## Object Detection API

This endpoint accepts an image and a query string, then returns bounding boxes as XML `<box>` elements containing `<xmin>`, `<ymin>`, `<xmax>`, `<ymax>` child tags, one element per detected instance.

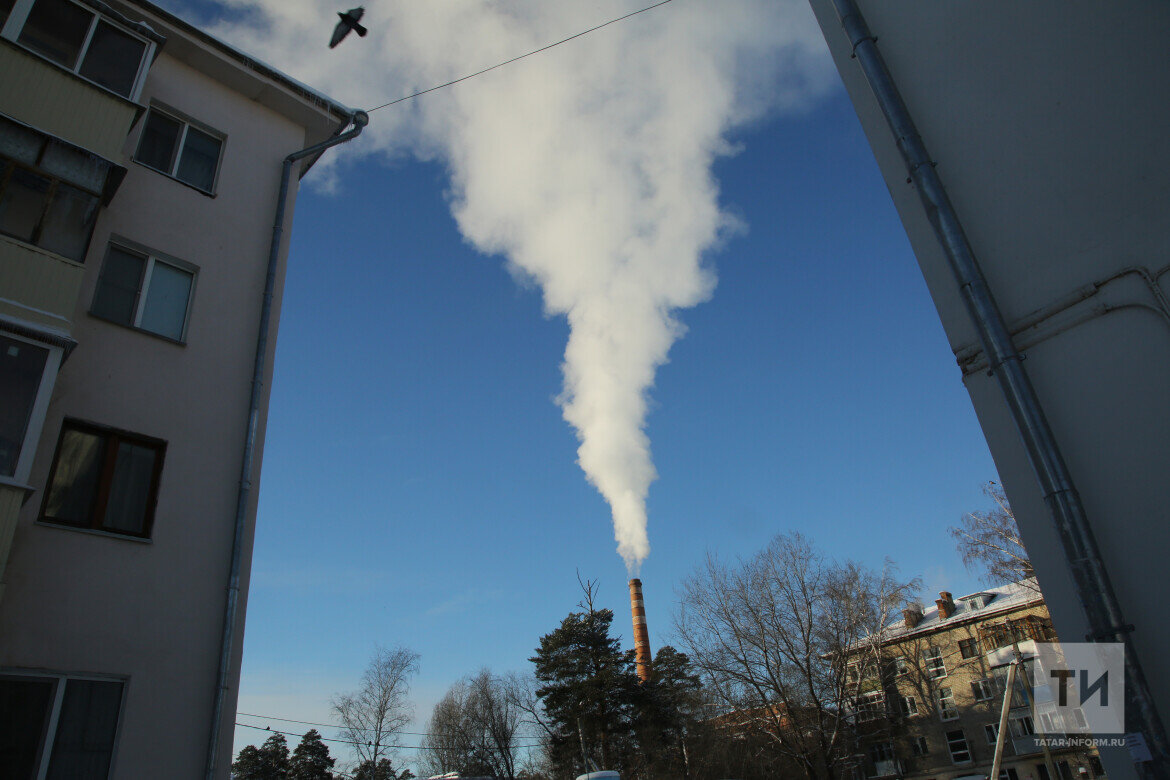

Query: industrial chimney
<box><xmin>629</xmin><ymin>578</ymin><xmax>652</xmax><ymax>683</ymax></box>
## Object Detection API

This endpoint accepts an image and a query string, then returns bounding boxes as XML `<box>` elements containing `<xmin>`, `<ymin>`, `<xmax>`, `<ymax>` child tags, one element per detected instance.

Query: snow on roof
<box><xmin>878</xmin><ymin>578</ymin><xmax>1043</xmax><ymax>644</ymax></box>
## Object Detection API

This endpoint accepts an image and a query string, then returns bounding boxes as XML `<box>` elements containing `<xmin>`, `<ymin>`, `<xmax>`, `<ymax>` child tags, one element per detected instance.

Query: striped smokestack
<box><xmin>629</xmin><ymin>578</ymin><xmax>652</xmax><ymax>683</ymax></box>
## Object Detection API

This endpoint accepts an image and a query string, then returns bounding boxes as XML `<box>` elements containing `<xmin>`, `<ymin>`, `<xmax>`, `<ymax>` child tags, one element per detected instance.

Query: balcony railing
<box><xmin>0</xmin><ymin>38</ymin><xmax>142</xmax><ymax>161</ymax></box>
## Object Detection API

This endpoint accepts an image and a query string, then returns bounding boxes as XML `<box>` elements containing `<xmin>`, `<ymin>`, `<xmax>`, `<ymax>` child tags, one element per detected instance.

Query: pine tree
<box><xmin>289</xmin><ymin>729</ymin><xmax>335</xmax><ymax>780</ymax></box>
<box><xmin>530</xmin><ymin>580</ymin><xmax>641</xmax><ymax>775</ymax></box>
<box><xmin>352</xmin><ymin>757</ymin><xmax>412</xmax><ymax>780</ymax></box>
<box><xmin>232</xmin><ymin>732</ymin><xmax>291</xmax><ymax>780</ymax></box>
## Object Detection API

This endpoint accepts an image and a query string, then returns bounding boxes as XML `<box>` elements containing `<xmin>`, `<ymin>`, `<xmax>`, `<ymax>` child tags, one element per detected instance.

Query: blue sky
<box><xmin>171</xmin><ymin>0</ymin><xmax>1004</xmax><ymax>770</ymax></box>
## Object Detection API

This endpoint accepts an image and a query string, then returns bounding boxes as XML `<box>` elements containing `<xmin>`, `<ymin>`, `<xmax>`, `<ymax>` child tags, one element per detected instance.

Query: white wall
<box><xmin>807</xmin><ymin>2</ymin><xmax>1170</xmax><ymax>778</ymax></box>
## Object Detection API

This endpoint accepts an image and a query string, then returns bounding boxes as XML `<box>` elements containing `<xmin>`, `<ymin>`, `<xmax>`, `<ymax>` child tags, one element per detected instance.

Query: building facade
<box><xmin>0</xmin><ymin>0</ymin><xmax>355</xmax><ymax>777</ymax></box>
<box><xmin>845</xmin><ymin>581</ymin><xmax>1104</xmax><ymax>780</ymax></box>
<box><xmin>806</xmin><ymin>4</ymin><xmax>1168</xmax><ymax>776</ymax></box>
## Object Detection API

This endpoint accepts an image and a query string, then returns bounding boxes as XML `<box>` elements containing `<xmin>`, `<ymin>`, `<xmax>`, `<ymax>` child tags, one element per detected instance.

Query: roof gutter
<box><xmin>824</xmin><ymin>1</ymin><xmax>1168</xmax><ymax>774</ymax></box>
<box><xmin>204</xmin><ymin>109</ymin><xmax>368</xmax><ymax>780</ymax></box>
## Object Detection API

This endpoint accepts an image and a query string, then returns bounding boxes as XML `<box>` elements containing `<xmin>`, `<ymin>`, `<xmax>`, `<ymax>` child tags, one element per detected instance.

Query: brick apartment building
<box><xmin>844</xmin><ymin>581</ymin><xmax>1105</xmax><ymax>780</ymax></box>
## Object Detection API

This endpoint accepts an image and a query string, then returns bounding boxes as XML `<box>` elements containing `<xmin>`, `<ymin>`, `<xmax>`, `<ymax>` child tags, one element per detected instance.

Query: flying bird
<box><xmin>329</xmin><ymin>7</ymin><xmax>367</xmax><ymax>48</ymax></box>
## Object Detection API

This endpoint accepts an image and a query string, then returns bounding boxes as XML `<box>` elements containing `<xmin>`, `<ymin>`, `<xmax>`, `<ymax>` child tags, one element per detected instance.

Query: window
<box><xmin>134</xmin><ymin>108</ymin><xmax>224</xmax><ymax>193</ymax></box>
<box><xmin>985</xmin><ymin>723</ymin><xmax>1000</xmax><ymax>744</ymax></box>
<box><xmin>889</xmin><ymin>655</ymin><xmax>910</xmax><ymax>677</ymax></box>
<box><xmin>910</xmin><ymin>736</ymin><xmax>929</xmax><ymax>756</ymax></box>
<box><xmin>1</xmin><ymin>331</ymin><xmax>62</xmax><ymax>481</ymax></box>
<box><xmin>0</xmin><ymin>116</ymin><xmax>109</xmax><ymax>262</ymax></box>
<box><xmin>870</xmin><ymin>741</ymin><xmax>895</xmax><ymax>762</ymax></box>
<box><xmin>972</xmin><ymin>677</ymin><xmax>998</xmax><ymax>702</ymax></box>
<box><xmin>898</xmin><ymin>694</ymin><xmax>918</xmax><ymax>717</ymax></box>
<box><xmin>1037</xmin><ymin>707</ymin><xmax>1065</xmax><ymax>733</ymax></box>
<box><xmin>963</xmin><ymin>593</ymin><xmax>992</xmax><ymax>611</ymax></box>
<box><xmin>40</xmin><ymin>419</ymin><xmax>165</xmax><ymax>538</ymax></box>
<box><xmin>1010</xmin><ymin>714</ymin><xmax>1035</xmax><ymax>738</ymax></box>
<box><xmin>0</xmin><ymin>673</ymin><xmax>125</xmax><ymax>780</ymax></box>
<box><xmin>855</xmin><ymin>690</ymin><xmax>885</xmax><ymax>722</ymax></box>
<box><xmin>937</xmin><ymin>687</ymin><xmax>958</xmax><ymax>721</ymax></box>
<box><xmin>91</xmin><ymin>243</ymin><xmax>196</xmax><ymax>341</ymax></box>
<box><xmin>923</xmin><ymin>646</ymin><xmax>947</xmax><ymax>678</ymax></box>
<box><xmin>959</xmin><ymin>637</ymin><xmax>981</xmax><ymax>659</ymax></box>
<box><xmin>5</xmin><ymin>0</ymin><xmax>151</xmax><ymax>98</ymax></box>
<box><xmin>946</xmin><ymin>729</ymin><xmax>971</xmax><ymax>764</ymax></box>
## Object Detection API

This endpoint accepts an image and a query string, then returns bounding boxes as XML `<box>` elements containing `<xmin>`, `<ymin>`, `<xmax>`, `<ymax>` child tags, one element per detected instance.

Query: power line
<box><xmin>366</xmin><ymin>0</ymin><xmax>676</xmax><ymax>113</ymax></box>
<box><xmin>238</xmin><ymin>711</ymin><xmax>383</xmax><ymax>734</ymax></box>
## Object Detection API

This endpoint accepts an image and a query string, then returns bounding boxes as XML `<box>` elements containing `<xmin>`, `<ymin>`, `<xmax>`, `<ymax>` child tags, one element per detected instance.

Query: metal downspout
<box><xmin>824</xmin><ymin>1</ymin><xmax>1169</xmax><ymax>775</ymax></box>
<box><xmin>204</xmin><ymin>110</ymin><xmax>369</xmax><ymax>780</ymax></box>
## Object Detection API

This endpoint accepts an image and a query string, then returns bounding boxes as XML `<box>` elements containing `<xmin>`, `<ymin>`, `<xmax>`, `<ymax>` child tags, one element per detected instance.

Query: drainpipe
<box><xmin>824</xmin><ymin>1</ymin><xmax>1168</xmax><ymax>775</ymax></box>
<box><xmin>204</xmin><ymin>109</ymin><xmax>368</xmax><ymax>780</ymax></box>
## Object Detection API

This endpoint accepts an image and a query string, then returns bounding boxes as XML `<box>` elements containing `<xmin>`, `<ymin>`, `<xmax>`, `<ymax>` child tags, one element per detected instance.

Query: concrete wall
<box><xmin>0</xmin><ymin>48</ymin><xmax>309</xmax><ymax>778</ymax></box>
<box><xmin>807</xmin><ymin>3</ymin><xmax>1170</xmax><ymax>778</ymax></box>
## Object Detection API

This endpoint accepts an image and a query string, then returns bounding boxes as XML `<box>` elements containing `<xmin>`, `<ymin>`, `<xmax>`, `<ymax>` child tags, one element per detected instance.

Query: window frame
<box><xmin>0</xmin><ymin>127</ymin><xmax>106</xmax><ymax>263</ymax></box>
<box><xmin>985</xmin><ymin>723</ymin><xmax>1000</xmax><ymax>744</ymax></box>
<box><xmin>945</xmin><ymin>729</ymin><xmax>972</xmax><ymax>764</ymax></box>
<box><xmin>132</xmin><ymin>105</ymin><xmax>225</xmax><ymax>195</ymax></box>
<box><xmin>958</xmin><ymin>637</ymin><xmax>981</xmax><ymax>659</ymax></box>
<box><xmin>0</xmin><ymin>0</ymin><xmax>155</xmax><ymax>100</ymax></box>
<box><xmin>1009</xmin><ymin>714</ymin><xmax>1035</xmax><ymax>738</ymax></box>
<box><xmin>90</xmin><ymin>239</ymin><xmax>197</xmax><ymax>343</ymax></box>
<box><xmin>937</xmin><ymin>686</ymin><xmax>959</xmax><ymax>721</ymax></box>
<box><xmin>971</xmin><ymin>677</ymin><xmax>998</xmax><ymax>702</ymax></box>
<box><xmin>898</xmin><ymin>693</ymin><xmax>918</xmax><ymax>717</ymax></box>
<box><xmin>854</xmin><ymin>690</ymin><xmax>885</xmax><ymax>722</ymax></box>
<box><xmin>0</xmin><ymin>329</ymin><xmax>62</xmax><ymax>484</ymax></box>
<box><xmin>910</xmin><ymin>736</ymin><xmax>929</xmax><ymax>756</ymax></box>
<box><xmin>923</xmin><ymin>646</ymin><xmax>947</xmax><ymax>679</ymax></box>
<box><xmin>0</xmin><ymin>670</ymin><xmax>127</xmax><ymax>780</ymax></box>
<box><xmin>39</xmin><ymin>418</ymin><xmax>166</xmax><ymax>539</ymax></box>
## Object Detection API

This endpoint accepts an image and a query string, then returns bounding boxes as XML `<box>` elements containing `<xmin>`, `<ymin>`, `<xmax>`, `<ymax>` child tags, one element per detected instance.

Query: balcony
<box><xmin>0</xmin><ymin>38</ymin><xmax>142</xmax><ymax>161</ymax></box>
<box><xmin>0</xmin><ymin>235</ymin><xmax>86</xmax><ymax>330</ymax></box>
<box><xmin>1013</xmin><ymin>735</ymin><xmax>1042</xmax><ymax>755</ymax></box>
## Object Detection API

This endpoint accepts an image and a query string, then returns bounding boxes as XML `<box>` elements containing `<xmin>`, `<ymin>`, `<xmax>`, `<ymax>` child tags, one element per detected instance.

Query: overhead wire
<box><xmin>366</xmin><ymin>0</ymin><xmax>676</xmax><ymax>112</ymax></box>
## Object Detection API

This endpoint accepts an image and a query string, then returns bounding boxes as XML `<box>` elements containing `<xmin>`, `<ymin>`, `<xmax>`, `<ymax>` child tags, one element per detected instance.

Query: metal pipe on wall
<box><xmin>824</xmin><ymin>0</ymin><xmax>1168</xmax><ymax>775</ymax></box>
<box><xmin>205</xmin><ymin>110</ymin><xmax>369</xmax><ymax>780</ymax></box>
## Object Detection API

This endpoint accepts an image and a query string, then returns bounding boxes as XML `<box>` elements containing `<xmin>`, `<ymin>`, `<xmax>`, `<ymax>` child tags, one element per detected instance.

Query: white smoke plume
<box><xmin>183</xmin><ymin>0</ymin><xmax>834</xmax><ymax>571</ymax></box>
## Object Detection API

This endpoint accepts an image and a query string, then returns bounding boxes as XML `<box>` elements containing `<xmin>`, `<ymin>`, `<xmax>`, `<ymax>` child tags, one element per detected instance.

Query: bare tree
<box><xmin>951</xmin><ymin>481</ymin><xmax>1037</xmax><ymax>590</ymax></box>
<box><xmin>333</xmin><ymin>645</ymin><xmax>420</xmax><ymax>772</ymax></box>
<box><xmin>674</xmin><ymin>533</ymin><xmax>918</xmax><ymax>780</ymax></box>
<box><xmin>421</xmin><ymin>668</ymin><xmax>523</xmax><ymax>779</ymax></box>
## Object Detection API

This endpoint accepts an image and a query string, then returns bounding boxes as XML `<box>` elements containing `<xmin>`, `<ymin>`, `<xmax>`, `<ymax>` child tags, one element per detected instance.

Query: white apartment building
<box><xmin>807</xmin><ymin>3</ymin><xmax>1170</xmax><ymax>778</ymax></box>
<box><xmin>0</xmin><ymin>0</ymin><xmax>359</xmax><ymax>776</ymax></box>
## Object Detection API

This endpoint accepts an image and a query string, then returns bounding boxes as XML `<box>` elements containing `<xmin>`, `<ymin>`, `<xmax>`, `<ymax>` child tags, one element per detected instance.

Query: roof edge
<box><xmin>119</xmin><ymin>0</ymin><xmax>354</xmax><ymax>124</ymax></box>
